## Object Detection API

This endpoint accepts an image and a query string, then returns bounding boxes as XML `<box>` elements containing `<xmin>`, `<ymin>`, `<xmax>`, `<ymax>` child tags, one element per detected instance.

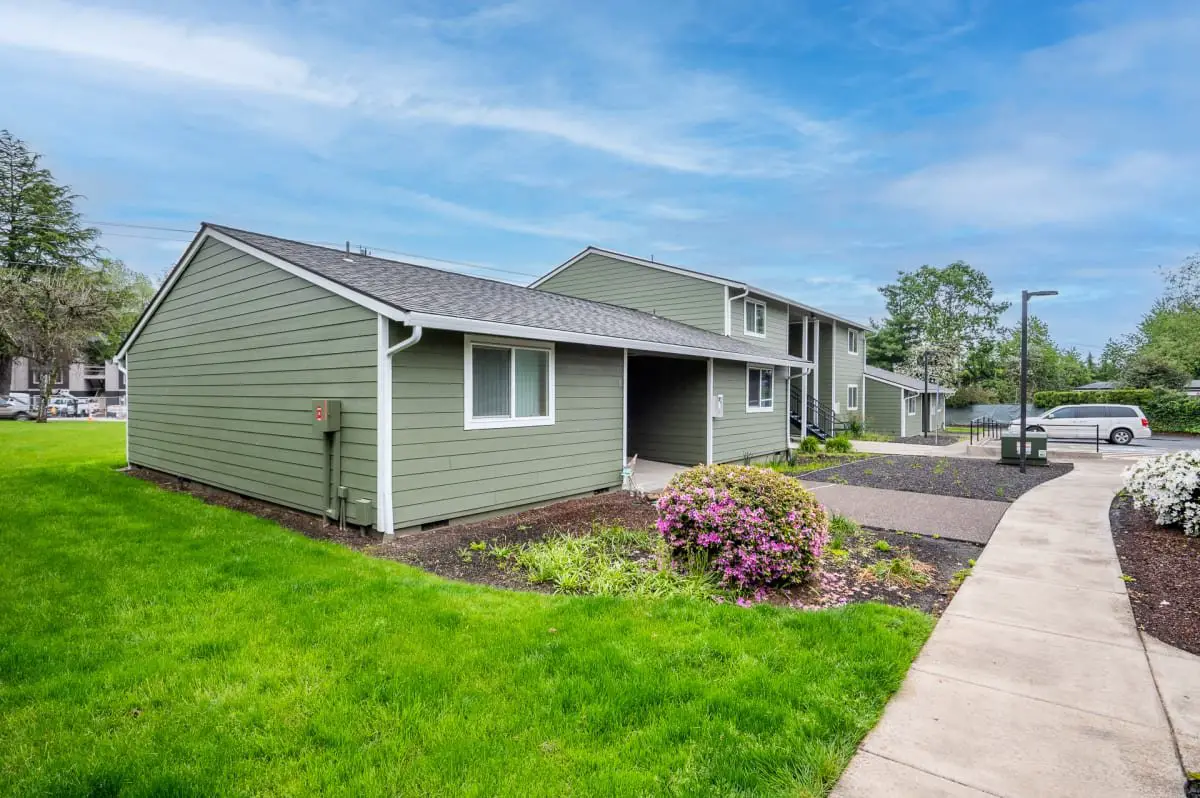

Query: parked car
<box><xmin>0</xmin><ymin>397</ymin><xmax>32</xmax><ymax>421</ymax></box>
<box><xmin>1009</xmin><ymin>404</ymin><xmax>1151</xmax><ymax>445</ymax></box>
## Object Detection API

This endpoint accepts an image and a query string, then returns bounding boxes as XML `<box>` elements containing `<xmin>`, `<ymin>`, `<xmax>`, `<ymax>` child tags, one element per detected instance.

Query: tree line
<box><xmin>0</xmin><ymin>130</ymin><xmax>154</xmax><ymax>420</ymax></box>
<box><xmin>866</xmin><ymin>258</ymin><xmax>1200</xmax><ymax>407</ymax></box>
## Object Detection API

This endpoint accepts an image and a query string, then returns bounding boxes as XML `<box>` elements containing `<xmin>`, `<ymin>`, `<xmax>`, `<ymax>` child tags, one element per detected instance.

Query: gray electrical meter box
<box><xmin>311</xmin><ymin>399</ymin><xmax>342</xmax><ymax>434</ymax></box>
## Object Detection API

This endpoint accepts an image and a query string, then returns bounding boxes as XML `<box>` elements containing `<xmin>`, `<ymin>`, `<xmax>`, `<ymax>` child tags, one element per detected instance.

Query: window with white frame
<box><xmin>847</xmin><ymin>384</ymin><xmax>859</xmax><ymax>410</ymax></box>
<box><xmin>847</xmin><ymin>329</ymin><xmax>859</xmax><ymax>354</ymax></box>
<box><xmin>906</xmin><ymin>395</ymin><xmax>918</xmax><ymax>415</ymax></box>
<box><xmin>747</xmin><ymin>365</ymin><xmax>774</xmax><ymax>412</ymax></box>
<box><xmin>744</xmin><ymin>299</ymin><xmax>766</xmax><ymax>337</ymax></box>
<box><xmin>465</xmin><ymin>337</ymin><xmax>554</xmax><ymax>429</ymax></box>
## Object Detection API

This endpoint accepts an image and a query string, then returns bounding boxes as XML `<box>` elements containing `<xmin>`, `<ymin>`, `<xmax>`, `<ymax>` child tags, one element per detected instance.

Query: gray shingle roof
<box><xmin>864</xmin><ymin>365</ymin><xmax>946</xmax><ymax>393</ymax></box>
<box><xmin>210</xmin><ymin>225</ymin><xmax>808</xmax><ymax>366</ymax></box>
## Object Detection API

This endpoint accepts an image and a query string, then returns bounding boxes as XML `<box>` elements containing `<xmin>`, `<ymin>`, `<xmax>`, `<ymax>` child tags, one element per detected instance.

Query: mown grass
<box><xmin>0</xmin><ymin>423</ymin><xmax>932</xmax><ymax>797</ymax></box>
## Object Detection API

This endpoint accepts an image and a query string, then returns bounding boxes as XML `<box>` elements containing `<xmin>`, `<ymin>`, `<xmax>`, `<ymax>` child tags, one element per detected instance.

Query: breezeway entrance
<box><xmin>625</xmin><ymin>354</ymin><xmax>708</xmax><ymax>468</ymax></box>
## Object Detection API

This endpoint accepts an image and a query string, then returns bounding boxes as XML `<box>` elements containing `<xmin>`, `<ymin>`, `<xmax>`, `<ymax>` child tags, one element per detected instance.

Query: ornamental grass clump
<box><xmin>1124</xmin><ymin>451</ymin><xmax>1200</xmax><ymax>536</ymax></box>
<box><xmin>656</xmin><ymin>465</ymin><xmax>829</xmax><ymax>597</ymax></box>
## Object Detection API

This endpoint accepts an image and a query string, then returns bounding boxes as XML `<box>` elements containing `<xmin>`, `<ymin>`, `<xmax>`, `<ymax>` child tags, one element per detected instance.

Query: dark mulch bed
<box><xmin>129</xmin><ymin>465</ymin><xmax>980</xmax><ymax>614</ymax></box>
<box><xmin>778</xmin><ymin>528</ymin><xmax>981</xmax><ymax>615</ymax></box>
<box><xmin>890</xmin><ymin>434</ymin><xmax>961</xmax><ymax>446</ymax></box>
<box><xmin>375</xmin><ymin>492</ymin><xmax>659</xmax><ymax>591</ymax></box>
<box><xmin>1110</xmin><ymin>493</ymin><xmax>1200</xmax><ymax>655</ymax></box>
<box><xmin>803</xmin><ymin>454</ymin><xmax>1073</xmax><ymax>502</ymax></box>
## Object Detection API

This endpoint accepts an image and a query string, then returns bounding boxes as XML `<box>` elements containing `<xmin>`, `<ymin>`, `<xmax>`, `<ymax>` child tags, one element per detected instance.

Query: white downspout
<box><xmin>801</xmin><ymin>368</ymin><xmax>809</xmax><ymax>440</ymax></box>
<box><xmin>116</xmin><ymin>357</ymin><xmax>129</xmax><ymax>467</ymax></box>
<box><xmin>376</xmin><ymin>317</ymin><xmax>423</xmax><ymax>534</ymax></box>
<box><xmin>706</xmin><ymin>358</ymin><xmax>714</xmax><ymax>464</ymax></box>
<box><xmin>728</xmin><ymin>288</ymin><xmax>748</xmax><ymax>335</ymax></box>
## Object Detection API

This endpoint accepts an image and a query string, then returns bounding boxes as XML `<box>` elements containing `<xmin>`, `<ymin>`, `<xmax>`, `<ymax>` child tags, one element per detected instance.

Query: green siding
<box><xmin>865</xmin><ymin>378</ymin><xmax>903</xmax><ymax>436</ymax></box>
<box><xmin>830</xmin><ymin>323</ymin><xmax>866</xmax><ymax>418</ymax></box>
<box><xmin>391</xmin><ymin>329</ymin><xmax>623</xmax><ymax>528</ymax></box>
<box><xmin>818</xmin><ymin>322</ymin><xmax>833</xmax><ymax>408</ymax></box>
<box><xmin>538</xmin><ymin>253</ymin><xmax>726</xmax><ymax>334</ymax></box>
<box><xmin>729</xmin><ymin>294</ymin><xmax>789</xmax><ymax>354</ymax></box>
<box><xmin>712</xmin><ymin>360</ymin><xmax>789</xmax><ymax>463</ymax></box>
<box><xmin>128</xmin><ymin>239</ymin><xmax>378</xmax><ymax>515</ymax></box>
<box><xmin>626</xmin><ymin>356</ymin><xmax>706</xmax><ymax>465</ymax></box>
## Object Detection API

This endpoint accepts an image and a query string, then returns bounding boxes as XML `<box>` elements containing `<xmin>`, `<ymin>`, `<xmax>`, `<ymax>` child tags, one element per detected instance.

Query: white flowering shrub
<box><xmin>1124</xmin><ymin>451</ymin><xmax>1200</xmax><ymax>536</ymax></box>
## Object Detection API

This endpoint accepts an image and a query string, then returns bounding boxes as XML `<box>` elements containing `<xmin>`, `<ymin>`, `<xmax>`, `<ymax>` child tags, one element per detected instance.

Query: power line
<box><xmin>350</xmin><ymin>243</ymin><xmax>538</xmax><ymax>279</ymax></box>
<box><xmin>86</xmin><ymin>220</ymin><xmax>196</xmax><ymax>234</ymax></box>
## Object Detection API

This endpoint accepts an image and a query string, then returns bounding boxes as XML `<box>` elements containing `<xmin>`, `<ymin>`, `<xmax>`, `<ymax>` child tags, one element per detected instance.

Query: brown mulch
<box><xmin>129</xmin><ymin>465</ymin><xmax>979</xmax><ymax>612</ymax></box>
<box><xmin>1111</xmin><ymin>493</ymin><xmax>1200</xmax><ymax>655</ymax></box>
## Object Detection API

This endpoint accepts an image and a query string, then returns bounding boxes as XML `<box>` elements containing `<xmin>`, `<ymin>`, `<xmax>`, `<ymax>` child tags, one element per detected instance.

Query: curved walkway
<box><xmin>832</xmin><ymin>459</ymin><xmax>1185</xmax><ymax>797</ymax></box>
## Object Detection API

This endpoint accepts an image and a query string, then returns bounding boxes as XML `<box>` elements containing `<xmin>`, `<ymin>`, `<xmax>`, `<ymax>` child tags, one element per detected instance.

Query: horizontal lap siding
<box><xmin>392</xmin><ymin>330</ymin><xmax>623</xmax><ymax>528</ymax></box>
<box><xmin>711</xmin><ymin>360</ymin><xmax>788</xmax><ymax>463</ymax></box>
<box><xmin>729</xmin><ymin>294</ymin><xmax>789</xmax><ymax>354</ymax></box>
<box><xmin>128</xmin><ymin>239</ymin><xmax>378</xmax><ymax>515</ymax></box>
<box><xmin>538</xmin><ymin>253</ymin><xmax>726</xmax><ymax>334</ymax></box>
<box><xmin>818</xmin><ymin>323</ymin><xmax>833</xmax><ymax>408</ymax></box>
<box><xmin>831</xmin><ymin>322</ymin><xmax>865</xmax><ymax>417</ymax></box>
<box><xmin>626</xmin><ymin>356</ymin><xmax>706</xmax><ymax>466</ymax></box>
<box><xmin>865</xmin><ymin>379</ymin><xmax>901</xmax><ymax>436</ymax></box>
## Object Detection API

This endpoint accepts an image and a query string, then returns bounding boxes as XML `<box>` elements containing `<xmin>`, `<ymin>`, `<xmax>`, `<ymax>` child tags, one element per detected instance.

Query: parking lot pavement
<box><xmin>799</xmin><ymin>481</ymin><xmax>1007</xmax><ymax>544</ymax></box>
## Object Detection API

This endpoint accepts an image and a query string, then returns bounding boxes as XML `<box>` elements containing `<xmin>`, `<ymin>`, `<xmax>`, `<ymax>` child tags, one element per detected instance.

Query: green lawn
<box><xmin>0</xmin><ymin>423</ymin><xmax>931</xmax><ymax>797</ymax></box>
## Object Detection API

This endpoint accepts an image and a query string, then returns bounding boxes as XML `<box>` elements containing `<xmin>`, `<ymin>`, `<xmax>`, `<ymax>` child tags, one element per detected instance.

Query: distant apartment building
<box><xmin>8</xmin><ymin>357</ymin><xmax>126</xmax><ymax>397</ymax></box>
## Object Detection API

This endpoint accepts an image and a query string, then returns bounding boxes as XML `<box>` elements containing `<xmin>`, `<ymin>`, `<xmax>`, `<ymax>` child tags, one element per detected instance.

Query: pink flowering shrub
<box><xmin>656</xmin><ymin>465</ymin><xmax>829</xmax><ymax>596</ymax></box>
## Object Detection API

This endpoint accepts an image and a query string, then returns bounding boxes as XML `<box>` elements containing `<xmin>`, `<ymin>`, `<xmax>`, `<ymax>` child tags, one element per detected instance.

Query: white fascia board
<box><xmin>865</xmin><ymin>372</ymin><xmax>945</xmax><ymax>394</ymax></box>
<box><xmin>116</xmin><ymin>227</ymin><xmax>406</xmax><ymax>362</ymax></box>
<box><xmin>402</xmin><ymin>311</ymin><xmax>810</xmax><ymax>369</ymax></box>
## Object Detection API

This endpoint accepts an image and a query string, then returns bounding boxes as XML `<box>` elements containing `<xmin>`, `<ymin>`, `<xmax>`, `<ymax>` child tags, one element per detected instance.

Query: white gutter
<box><xmin>376</xmin><ymin>319</ymin><xmax>423</xmax><ymax>534</ymax></box>
<box><xmin>401</xmin><ymin>310</ymin><xmax>808</xmax><ymax>369</ymax></box>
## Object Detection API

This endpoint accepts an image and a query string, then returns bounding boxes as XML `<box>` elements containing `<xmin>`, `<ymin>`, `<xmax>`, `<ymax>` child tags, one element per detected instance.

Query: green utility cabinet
<box><xmin>311</xmin><ymin>399</ymin><xmax>341</xmax><ymax>434</ymax></box>
<box><xmin>1000</xmin><ymin>432</ymin><xmax>1048</xmax><ymax>466</ymax></box>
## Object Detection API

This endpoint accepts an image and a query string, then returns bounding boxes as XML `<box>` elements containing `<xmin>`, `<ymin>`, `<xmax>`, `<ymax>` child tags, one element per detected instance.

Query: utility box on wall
<box><xmin>311</xmin><ymin>399</ymin><xmax>342</xmax><ymax>434</ymax></box>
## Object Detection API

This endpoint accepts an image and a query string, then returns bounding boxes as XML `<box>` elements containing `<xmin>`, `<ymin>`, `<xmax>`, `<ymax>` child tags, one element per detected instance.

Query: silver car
<box><xmin>0</xmin><ymin>397</ymin><xmax>32</xmax><ymax>421</ymax></box>
<box><xmin>1010</xmin><ymin>404</ymin><xmax>1151</xmax><ymax>445</ymax></box>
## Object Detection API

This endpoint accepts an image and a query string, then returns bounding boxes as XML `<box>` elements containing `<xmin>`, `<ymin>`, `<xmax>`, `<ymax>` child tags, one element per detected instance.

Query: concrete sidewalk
<box><xmin>800</xmin><ymin>481</ymin><xmax>1006</xmax><ymax>544</ymax></box>
<box><xmin>832</xmin><ymin>459</ymin><xmax>1185</xmax><ymax>798</ymax></box>
<box><xmin>850</xmin><ymin>439</ymin><xmax>970</xmax><ymax>457</ymax></box>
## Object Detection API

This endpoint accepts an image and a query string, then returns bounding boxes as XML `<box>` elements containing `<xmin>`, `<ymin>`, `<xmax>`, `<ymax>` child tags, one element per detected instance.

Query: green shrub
<box><xmin>946</xmin><ymin>384</ymin><xmax>997</xmax><ymax>408</ymax></box>
<box><xmin>1032</xmin><ymin>388</ymin><xmax>1200</xmax><ymax>433</ymax></box>
<box><xmin>658</xmin><ymin>465</ymin><xmax>829</xmax><ymax>596</ymax></box>
<box><xmin>513</xmin><ymin>524</ymin><xmax>721</xmax><ymax>599</ymax></box>
<box><xmin>845</xmin><ymin>415</ymin><xmax>864</xmax><ymax>437</ymax></box>
<box><xmin>797</xmin><ymin>435</ymin><xmax>821</xmax><ymax>454</ymax></box>
<box><xmin>824</xmin><ymin>435</ymin><xmax>853</xmax><ymax>453</ymax></box>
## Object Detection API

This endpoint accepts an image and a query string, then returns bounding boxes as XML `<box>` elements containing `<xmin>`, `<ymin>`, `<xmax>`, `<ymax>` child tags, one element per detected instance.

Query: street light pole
<box><xmin>923</xmin><ymin>350</ymin><xmax>930</xmax><ymax>436</ymax></box>
<box><xmin>1019</xmin><ymin>289</ymin><xmax>1059</xmax><ymax>474</ymax></box>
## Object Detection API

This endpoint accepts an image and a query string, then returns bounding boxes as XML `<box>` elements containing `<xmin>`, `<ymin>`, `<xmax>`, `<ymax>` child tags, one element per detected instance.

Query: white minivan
<box><xmin>1010</xmin><ymin>404</ymin><xmax>1151</xmax><ymax>445</ymax></box>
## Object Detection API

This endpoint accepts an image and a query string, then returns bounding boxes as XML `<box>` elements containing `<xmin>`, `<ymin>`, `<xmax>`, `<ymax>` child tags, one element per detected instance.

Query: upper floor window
<box><xmin>465</xmin><ymin>336</ymin><xmax>555</xmax><ymax>430</ymax></box>
<box><xmin>847</xmin><ymin>329</ymin><xmax>859</xmax><ymax>354</ymax></box>
<box><xmin>747</xmin><ymin>365</ymin><xmax>774</xmax><ymax>412</ymax></box>
<box><xmin>744</xmin><ymin>299</ymin><xmax>766</xmax><ymax>337</ymax></box>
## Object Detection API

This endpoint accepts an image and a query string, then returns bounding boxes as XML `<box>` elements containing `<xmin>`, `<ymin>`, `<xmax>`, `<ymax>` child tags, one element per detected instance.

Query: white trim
<box><xmin>706</xmin><ymin>358</ymin><xmax>714</xmax><ymax>465</ymax></box>
<box><xmin>116</xmin><ymin>227</ymin><xmax>406</xmax><ymax>362</ymax></box>
<box><xmin>847</xmin><ymin>328</ymin><xmax>859</xmax><ymax>355</ymax></box>
<box><xmin>830</xmin><ymin>321</ymin><xmax>838</xmax><ymax>410</ymax></box>
<box><xmin>118</xmin><ymin>357</ymin><xmax>129</xmax><ymax>466</ymax></box>
<box><xmin>906</xmin><ymin>394</ymin><xmax>918</xmax><ymax>415</ymax></box>
<box><xmin>846</xmin><ymin>383</ymin><xmax>860</xmax><ymax>411</ymax></box>
<box><xmin>530</xmin><ymin>247</ymin><xmax>869</xmax><ymax>329</ymax></box>
<box><xmin>743</xmin><ymin>298</ymin><xmax>767</xmax><ymax>338</ymax></box>
<box><xmin>463</xmin><ymin>335</ymin><xmax>556</xmax><ymax>430</ymax></box>
<box><xmin>900</xmin><ymin>391</ymin><xmax>907</xmax><ymax>437</ymax></box>
<box><xmin>621</xmin><ymin>349</ymin><xmax>628</xmax><ymax>467</ymax></box>
<box><xmin>864</xmin><ymin>371</ymin><xmax>943</xmax><ymax>394</ymax></box>
<box><xmin>376</xmin><ymin>316</ymin><xmax>394</xmax><ymax>534</ymax></box>
<box><xmin>812</xmin><ymin>319</ymin><xmax>820</xmax><ymax>413</ymax></box>
<box><xmin>403</xmin><ymin>311</ymin><xmax>809</xmax><ymax>369</ymax></box>
<box><xmin>723</xmin><ymin>286</ymin><xmax>730</xmax><ymax>336</ymax></box>
<box><xmin>801</xmin><ymin>372</ymin><xmax>809</xmax><ymax>439</ymax></box>
<box><xmin>746</xmin><ymin>364</ymin><xmax>775</xmax><ymax>413</ymax></box>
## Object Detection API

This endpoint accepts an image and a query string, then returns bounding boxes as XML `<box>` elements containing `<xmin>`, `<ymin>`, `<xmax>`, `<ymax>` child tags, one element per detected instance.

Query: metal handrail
<box><xmin>1010</xmin><ymin>422</ymin><xmax>1101</xmax><ymax>453</ymax></box>
<box><xmin>968</xmin><ymin>416</ymin><xmax>1003</xmax><ymax>444</ymax></box>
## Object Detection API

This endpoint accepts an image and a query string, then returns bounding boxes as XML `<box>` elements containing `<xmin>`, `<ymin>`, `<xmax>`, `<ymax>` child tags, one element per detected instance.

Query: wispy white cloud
<box><xmin>388</xmin><ymin>189</ymin><xmax>632</xmax><ymax>243</ymax></box>
<box><xmin>0</xmin><ymin>0</ymin><xmax>851</xmax><ymax>178</ymax></box>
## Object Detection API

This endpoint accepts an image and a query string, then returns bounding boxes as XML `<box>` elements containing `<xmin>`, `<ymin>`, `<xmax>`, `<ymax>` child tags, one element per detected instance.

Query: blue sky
<box><xmin>2</xmin><ymin>0</ymin><xmax>1197</xmax><ymax>354</ymax></box>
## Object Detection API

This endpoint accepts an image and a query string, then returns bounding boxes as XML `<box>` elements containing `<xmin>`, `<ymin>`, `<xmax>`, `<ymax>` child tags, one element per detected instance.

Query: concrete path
<box><xmin>832</xmin><ymin>459</ymin><xmax>1186</xmax><ymax>798</ymax></box>
<box><xmin>850</xmin><ymin>439</ymin><xmax>971</xmax><ymax>457</ymax></box>
<box><xmin>800</xmin><ymin>481</ymin><xmax>1006</xmax><ymax>544</ymax></box>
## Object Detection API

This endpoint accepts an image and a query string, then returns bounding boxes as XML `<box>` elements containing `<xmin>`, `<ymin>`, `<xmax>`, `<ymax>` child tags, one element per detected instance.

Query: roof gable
<box><xmin>118</xmin><ymin>225</ymin><xmax>810</xmax><ymax>369</ymax></box>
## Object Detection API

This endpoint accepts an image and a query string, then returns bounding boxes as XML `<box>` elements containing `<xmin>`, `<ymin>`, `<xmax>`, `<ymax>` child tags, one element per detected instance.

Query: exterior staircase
<box><xmin>789</xmin><ymin>382</ymin><xmax>843</xmax><ymax>440</ymax></box>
